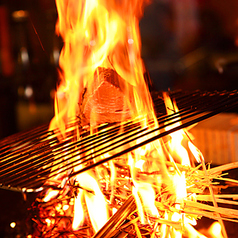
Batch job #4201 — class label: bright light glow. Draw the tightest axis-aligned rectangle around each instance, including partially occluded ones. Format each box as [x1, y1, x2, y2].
[20, 47, 29, 65]
[73, 172, 109, 232]
[63, 204, 69, 211]
[45, 218, 52, 227]
[72, 191, 84, 230]
[24, 86, 33, 98]
[10, 222, 16, 228]
[43, 189, 59, 202]
[128, 38, 134, 44]
[208, 222, 223, 238]
[188, 141, 204, 163]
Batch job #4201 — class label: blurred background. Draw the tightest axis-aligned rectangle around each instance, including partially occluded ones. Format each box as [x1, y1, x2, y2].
[0, 0, 238, 237]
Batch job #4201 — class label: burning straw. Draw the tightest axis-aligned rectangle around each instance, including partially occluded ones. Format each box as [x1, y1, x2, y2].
[25, 0, 238, 237]
[29, 156, 238, 237]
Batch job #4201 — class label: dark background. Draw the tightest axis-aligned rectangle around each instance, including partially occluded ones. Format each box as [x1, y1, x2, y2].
[1, 0, 238, 237]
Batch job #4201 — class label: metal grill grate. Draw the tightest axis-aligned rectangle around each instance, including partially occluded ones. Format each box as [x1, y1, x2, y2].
[1, 90, 238, 192]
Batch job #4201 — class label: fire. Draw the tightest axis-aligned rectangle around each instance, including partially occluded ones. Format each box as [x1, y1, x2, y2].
[50, 0, 154, 134]
[47, 0, 158, 233]
[33, 0, 228, 237]
[72, 172, 109, 231]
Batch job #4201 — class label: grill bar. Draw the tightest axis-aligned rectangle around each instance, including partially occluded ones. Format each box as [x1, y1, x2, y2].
[0, 117, 150, 178]
[0, 121, 146, 185]
[0, 91, 238, 191]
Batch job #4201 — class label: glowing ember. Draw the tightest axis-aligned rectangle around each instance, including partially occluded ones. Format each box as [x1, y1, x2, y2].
[31, 0, 234, 237]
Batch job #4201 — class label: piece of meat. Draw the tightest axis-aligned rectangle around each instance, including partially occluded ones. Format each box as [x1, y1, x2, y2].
[80, 68, 131, 126]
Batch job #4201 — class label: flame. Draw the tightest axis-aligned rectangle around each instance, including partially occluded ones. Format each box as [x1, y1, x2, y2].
[39, 0, 211, 237]
[48, 0, 157, 232]
[72, 171, 109, 232]
[197, 222, 224, 238]
[207, 222, 224, 238]
[50, 0, 154, 135]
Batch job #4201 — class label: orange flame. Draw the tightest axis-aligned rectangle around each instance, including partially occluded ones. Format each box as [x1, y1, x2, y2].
[42, 0, 208, 236]
[50, 0, 154, 135]
[49, 0, 157, 233]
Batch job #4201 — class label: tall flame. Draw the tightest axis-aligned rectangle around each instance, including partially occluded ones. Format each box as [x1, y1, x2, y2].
[42, 0, 210, 237]
[49, 0, 157, 233]
[50, 0, 154, 135]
